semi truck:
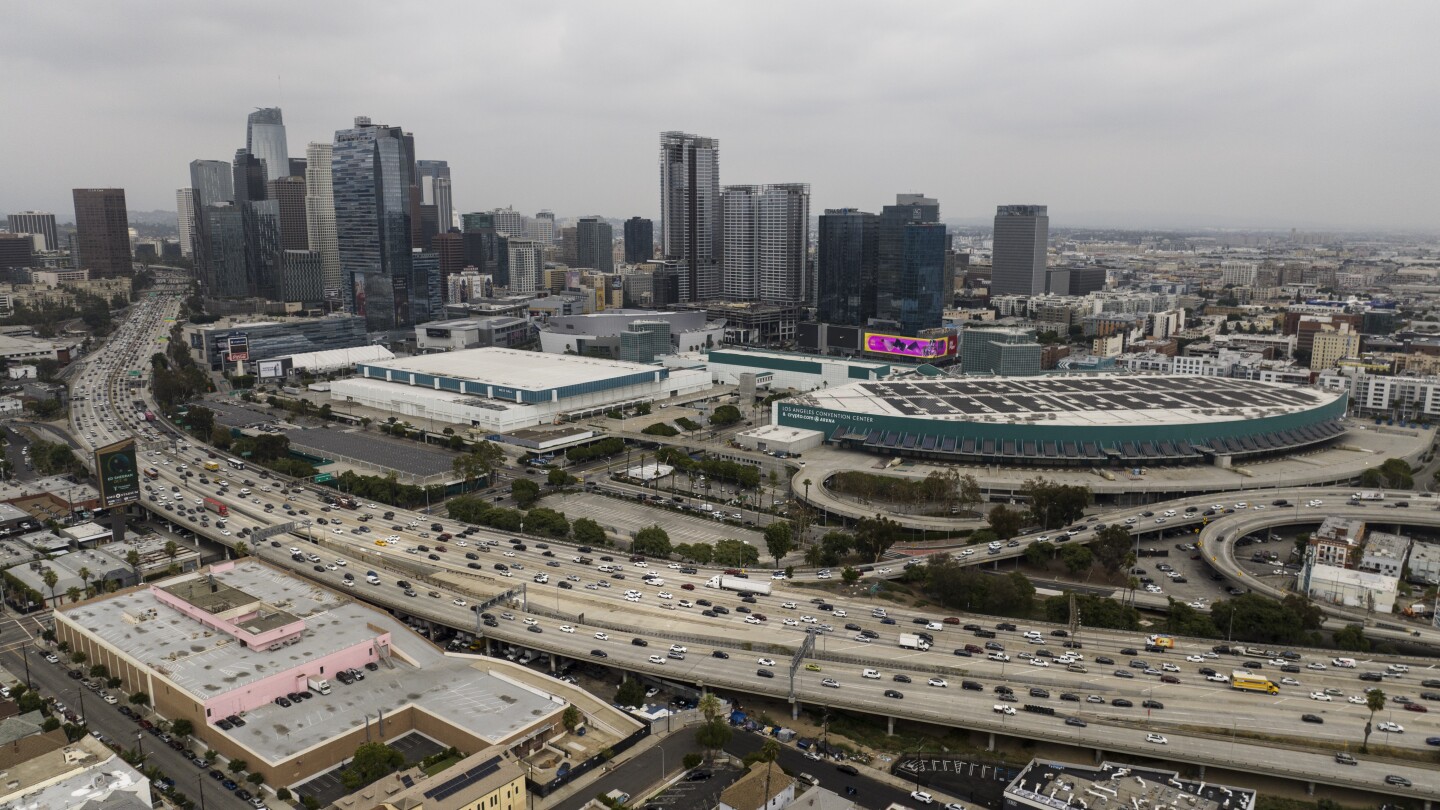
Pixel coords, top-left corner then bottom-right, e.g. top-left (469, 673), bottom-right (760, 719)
top-left (203, 497), bottom-right (228, 517)
top-left (898, 633), bottom-right (932, 651)
top-left (1230, 671), bottom-right (1279, 695)
top-left (705, 575), bottom-right (772, 595)
top-left (306, 677), bottom-right (331, 695)
top-left (1351, 490), bottom-right (1385, 501)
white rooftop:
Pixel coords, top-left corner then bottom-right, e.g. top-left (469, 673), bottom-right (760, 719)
top-left (362, 347), bottom-right (662, 391)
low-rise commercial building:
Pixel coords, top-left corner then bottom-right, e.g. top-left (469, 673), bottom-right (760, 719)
top-left (1003, 758), bottom-right (1255, 810)
top-left (707, 348), bottom-right (892, 392)
top-left (1357, 530), bottom-right (1412, 578)
top-left (537, 309), bottom-right (722, 357)
top-left (1303, 561), bottom-right (1398, 614)
top-left (183, 315), bottom-right (369, 370)
top-left (734, 425), bottom-right (824, 455)
top-left (417, 317), bottom-right (532, 352)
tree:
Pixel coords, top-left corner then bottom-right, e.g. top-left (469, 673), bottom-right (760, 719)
top-left (41, 568), bottom-right (58, 607)
top-left (957, 474), bottom-right (982, 516)
top-left (171, 718), bottom-right (194, 737)
top-left (66, 586), bottom-right (82, 604)
top-left (1060, 544), bottom-right (1093, 575)
top-left (562, 705), bottom-right (582, 732)
top-left (854, 514), bottom-right (900, 562)
top-left (78, 566), bottom-right (92, 597)
top-left (708, 404), bottom-right (743, 426)
top-left (1361, 688), bottom-right (1386, 752)
top-left (695, 693), bottom-right (731, 760)
top-left (1090, 525), bottom-right (1134, 573)
top-left (164, 540), bottom-right (180, 569)
top-left (615, 678), bottom-right (646, 708)
top-left (70, 650), bottom-right (87, 665)
top-left (572, 518), bottom-right (607, 547)
top-left (841, 566), bottom-right (860, 585)
top-left (129, 691), bottom-right (150, 709)
top-left (632, 525), bottom-right (673, 557)
top-left (546, 468), bottom-right (572, 488)
top-left (1333, 624), bottom-right (1371, 652)
top-left (511, 478), bottom-right (541, 508)
top-left (340, 743), bottom-right (404, 790)
top-left (985, 504), bottom-right (1024, 540)
top-left (1021, 478), bottom-right (1091, 529)
top-left (713, 539), bottom-right (759, 566)
top-left (763, 521), bottom-right (794, 565)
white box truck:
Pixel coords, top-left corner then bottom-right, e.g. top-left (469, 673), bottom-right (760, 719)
top-left (705, 575), bottom-right (772, 595)
top-left (1351, 490), bottom-right (1385, 501)
top-left (898, 633), bottom-right (932, 651)
top-left (307, 677), bottom-right (332, 695)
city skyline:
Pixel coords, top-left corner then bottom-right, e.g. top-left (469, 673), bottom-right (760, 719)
top-left (2, 1), bottom-right (1439, 231)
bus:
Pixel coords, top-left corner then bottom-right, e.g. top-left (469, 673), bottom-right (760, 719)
top-left (143, 467), bottom-right (159, 480)
top-left (226, 458), bottom-right (244, 470)
top-left (1230, 671), bottom-right (1279, 695)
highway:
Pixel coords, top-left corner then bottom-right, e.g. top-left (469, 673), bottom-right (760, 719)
top-left (50, 295), bottom-right (1440, 803)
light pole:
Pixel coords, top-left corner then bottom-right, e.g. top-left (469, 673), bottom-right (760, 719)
top-left (195, 771), bottom-right (207, 810)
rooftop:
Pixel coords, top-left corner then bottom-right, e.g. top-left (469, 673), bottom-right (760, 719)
top-left (359, 347), bottom-right (664, 391)
top-left (790, 374), bottom-right (1342, 427)
top-left (1006, 759), bottom-right (1255, 810)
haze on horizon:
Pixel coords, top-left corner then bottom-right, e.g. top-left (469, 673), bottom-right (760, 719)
top-left (3, 0), bottom-right (1437, 232)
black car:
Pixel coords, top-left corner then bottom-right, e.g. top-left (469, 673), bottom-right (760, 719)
top-left (712, 650), bottom-right (729, 659)
top-left (995, 622), bottom-right (1017, 631)
top-left (1120, 647), bottom-right (1138, 656)
top-left (1360, 672), bottom-right (1384, 682)
top-left (884, 689), bottom-right (904, 699)
top-left (1384, 775), bottom-right (1412, 787)
top-left (1060, 692), bottom-right (1080, 702)
top-left (686, 770), bottom-right (712, 782)
top-left (1301, 714), bottom-right (1323, 724)
top-left (1142, 699), bottom-right (1164, 709)
top-left (1095, 656), bottom-right (1115, 665)
top-left (961, 680), bottom-right (984, 691)
top-left (1112, 698), bottom-right (1133, 707)
top-left (590, 650), bottom-right (608, 658)
top-left (1029, 688), bottom-right (1050, 698)
top-left (274, 696), bottom-right (292, 708)
top-left (837, 764), bottom-right (860, 776)
top-left (757, 668), bottom-right (774, 678)
top-left (631, 638), bottom-right (649, 647)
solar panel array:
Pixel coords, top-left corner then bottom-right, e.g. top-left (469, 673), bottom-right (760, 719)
top-left (423, 756), bottom-right (503, 802)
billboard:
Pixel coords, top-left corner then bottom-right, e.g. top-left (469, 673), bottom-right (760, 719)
top-left (257, 358), bottom-right (289, 379)
top-left (863, 332), bottom-right (958, 359)
top-left (227, 332), bottom-right (250, 362)
top-left (94, 438), bottom-right (140, 508)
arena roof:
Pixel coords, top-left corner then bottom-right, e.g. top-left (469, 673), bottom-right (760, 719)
top-left (359, 347), bottom-right (664, 392)
top-left (793, 374), bottom-right (1341, 428)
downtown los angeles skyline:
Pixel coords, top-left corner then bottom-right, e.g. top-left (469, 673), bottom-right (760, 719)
top-left (3, 0), bottom-right (1438, 231)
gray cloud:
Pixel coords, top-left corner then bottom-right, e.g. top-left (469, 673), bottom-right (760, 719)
top-left (2, 0), bottom-right (1436, 230)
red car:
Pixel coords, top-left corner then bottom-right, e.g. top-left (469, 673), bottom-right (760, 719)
top-left (1403, 703), bottom-right (1429, 713)
top-left (681, 583), bottom-right (696, 590)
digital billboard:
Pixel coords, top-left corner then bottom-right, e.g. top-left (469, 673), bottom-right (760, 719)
top-left (94, 438), bottom-right (140, 508)
top-left (227, 332), bottom-right (250, 362)
top-left (863, 332), bottom-right (958, 359)
top-left (257, 358), bottom-right (288, 379)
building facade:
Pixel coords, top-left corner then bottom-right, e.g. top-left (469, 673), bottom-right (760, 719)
top-left (659, 131), bottom-right (721, 301)
top-left (895, 222), bottom-right (949, 335)
top-left (267, 175), bottom-right (309, 252)
top-left (624, 216), bottom-right (653, 263)
top-left (575, 217), bottom-right (614, 272)
top-left (71, 188), bottom-right (131, 277)
top-left (7, 211), bottom-right (58, 252)
top-left (245, 107), bottom-right (290, 182)
top-left (303, 142), bottom-right (341, 303)
top-left (175, 189), bottom-right (196, 258)
top-left (990, 204), bottom-right (1049, 296)
top-left (722, 183), bottom-right (810, 306)
top-left (877, 193), bottom-right (939, 323)
top-left (332, 117), bottom-right (418, 331)
top-left (816, 208), bottom-right (877, 326)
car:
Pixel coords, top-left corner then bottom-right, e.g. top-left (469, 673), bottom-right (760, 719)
top-left (1334, 751), bottom-right (1358, 765)
top-left (1425, 736), bottom-right (1440, 746)
top-left (685, 769), bottom-right (713, 782)
top-left (928, 677), bottom-right (948, 688)
top-left (1145, 733), bottom-right (1168, 745)
top-left (893, 674), bottom-right (912, 683)
top-left (1112, 698), bottom-right (1134, 707)
top-left (648, 655), bottom-right (665, 665)
top-left (1404, 703), bottom-right (1429, 713)
top-left (1114, 670), bottom-right (1134, 679)
top-left (758, 657), bottom-right (776, 666)
top-left (559, 625), bottom-right (576, 633)
top-left (1310, 691), bottom-right (1332, 702)
top-left (910, 791), bottom-right (934, 805)
top-left (1384, 775), bottom-right (1412, 787)
top-left (757, 668), bottom-right (774, 678)
top-left (594, 632), bottom-right (609, 641)
top-left (1301, 714), bottom-right (1324, 724)
top-left (1066, 717), bottom-right (1088, 727)
top-left (821, 678), bottom-right (840, 689)
top-left (805, 663), bottom-right (821, 672)
top-left (1377, 721), bottom-right (1404, 733)
top-left (632, 638), bottom-right (649, 647)
top-left (1347, 695), bottom-right (1366, 704)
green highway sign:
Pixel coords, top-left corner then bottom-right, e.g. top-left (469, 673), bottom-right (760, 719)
top-left (314, 473), bottom-right (334, 483)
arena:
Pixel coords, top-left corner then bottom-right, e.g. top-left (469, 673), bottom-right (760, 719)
top-left (774, 374), bottom-right (1349, 467)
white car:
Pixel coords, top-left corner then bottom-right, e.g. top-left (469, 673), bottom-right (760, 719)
top-left (783, 618), bottom-right (800, 626)
top-left (1377, 721), bottom-right (1404, 733)
top-left (1162, 663), bottom-right (1180, 672)
top-left (657, 591), bottom-right (673, 599)
top-left (1309, 691), bottom-right (1332, 701)
top-left (1306, 662), bottom-right (1327, 670)
top-left (928, 677), bottom-right (948, 688)
top-left (781, 601), bottom-right (797, 609)
top-left (745, 616), bottom-right (761, 624)
top-left (1030, 658), bottom-right (1050, 668)
top-left (678, 600), bottom-right (694, 608)
top-left (862, 668), bottom-right (881, 679)
top-left (523, 617), bottom-right (539, 626)
top-left (1347, 695), bottom-right (1365, 704)
top-left (594, 632), bottom-right (609, 640)
top-left (670, 644), bottom-right (687, 654)
top-left (910, 791), bottom-right (934, 805)
top-left (989, 653), bottom-right (1010, 662)
top-left (452, 598), bottom-right (467, 607)
top-left (758, 657), bottom-right (776, 666)
top-left (801, 615), bottom-right (817, 624)
top-left (1146, 733), bottom-right (1168, 745)
top-left (1186, 655), bottom-right (1204, 663)
top-left (669, 563), bottom-right (682, 569)
top-left (559, 625), bottom-right (576, 634)
top-left (648, 655), bottom-right (665, 665)
top-left (1206, 673), bottom-right (1229, 683)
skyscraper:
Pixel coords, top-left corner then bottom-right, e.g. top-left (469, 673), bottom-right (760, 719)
top-left (895, 223), bottom-right (949, 336)
top-left (623, 216), bottom-right (653, 263)
top-left (189, 160), bottom-right (234, 208)
top-left (816, 208), bottom-right (878, 326)
top-left (530, 211), bottom-right (557, 246)
top-left (332, 117), bottom-right (417, 330)
top-left (242, 199), bottom-right (283, 299)
top-left (659, 131), bottom-right (721, 301)
top-left (506, 238), bottom-right (543, 292)
top-left (7, 211), bottom-right (58, 252)
top-left (175, 190), bottom-right (197, 258)
top-left (304, 142), bottom-right (341, 303)
top-left (203, 204), bottom-right (247, 297)
top-left (490, 207), bottom-right (526, 237)
top-left (575, 217), bottom-right (614, 273)
top-left (267, 176), bottom-right (308, 252)
top-left (246, 107), bottom-right (290, 182)
top-left (990, 205), bottom-right (1049, 297)
top-left (71, 188), bottom-right (132, 277)
top-left (233, 149), bottom-right (268, 203)
top-left (288, 158), bottom-right (308, 178)
top-left (282, 250), bottom-right (324, 304)
top-left (433, 178), bottom-right (453, 233)
top-left (416, 161), bottom-right (451, 222)
top-left (721, 184), bottom-right (809, 304)
top-left (876, 193), bottom-right (939, 323)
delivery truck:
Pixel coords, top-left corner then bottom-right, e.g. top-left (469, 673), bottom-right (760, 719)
top-left (705, 575), bottom-right (772, 595)
top-left (898, 633), bottom-right (932, 651)
top-left (307, 677), bottom-right (331, 695)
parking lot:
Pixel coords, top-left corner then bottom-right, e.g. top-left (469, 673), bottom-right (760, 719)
top-left (642, 762), bottom-right (743, 809)
top-left (293, 732), bottom-right (445, 806)
top-left (202, 399), bottom-right (276, 429)
top-left (548, 491), bottom-right (764, 547)
top-left (283, 426), bottom-right (457, 478)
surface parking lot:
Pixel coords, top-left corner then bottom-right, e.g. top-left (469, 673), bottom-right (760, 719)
top-left (549, 491), bottom-right (763, 547)
top-left (283, 426), bottom-right (456, 477)
top-left (642, 763), bottom-right (742, 809)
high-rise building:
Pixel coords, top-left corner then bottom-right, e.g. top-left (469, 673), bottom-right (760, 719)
top-left (659, 131), bottom-right (721, 301)
top-left (233, 150), bottom-right (267, 203)
top-left (6, 211), bottom-right (58, 252)
top-left (332, 117), bottom-right (418, 331)
top-left (202, 203), bottom-right (247, 297)
top-left (490, 207), bottom-right (526, 237)
top-left (876, 193), bottom-right (939, 323)
top-left (432, 231), bottom-right (466, 284)
top-left (189, 160), bottom-right (234, 208)
top-left (288, 157), bottom-right (308, 178)
top-left (246, 107), bottom-right (290, 182)
top-left (895, 223), bottom-right (949, 336)
top-left (575, 217), bottom-right (614, 273)
top-left (816, 208), bottom-right (878, 326)
top-left (560, 226), bottom-right (578, 266)
top-left (412, 251), bottom-right (443, 324)
top-left (990, 205), bottom-right (1049, 297)
top-left (175, 189), bottom-right (197, 257)
top-left (530, 211), bottom-right (557, 246)
top-left (960, 327), bottom-right (1042, 376)
top-left (506, 238), bottom-right (543, 292)
top-left (433, 177), bottom-right (453, 233)
top-left (461, 212), bottom-right (494, 233)
top-left (722, 183), bottom-right (810, 305)
top-left (267, 176), bottom-right (308, 252)
top-left (303, 142), bottom-right (341, 303)
top-left (243, 199), bottom-right (282, 299)
top-left (71, 188), bottom-right (131, 277)
top-left (624, 216), bottom-right (653, 264)
top-left (0, 234), bottom-right (33, 274)
top-left (282, 250), bottom-right (324, 304)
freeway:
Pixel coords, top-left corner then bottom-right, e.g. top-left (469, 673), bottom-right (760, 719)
top-left (53, 296), bottom-right (1440, 802)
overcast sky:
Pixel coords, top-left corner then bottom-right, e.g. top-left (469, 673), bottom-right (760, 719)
top-left (4, 1), bottom-right (1437, 231)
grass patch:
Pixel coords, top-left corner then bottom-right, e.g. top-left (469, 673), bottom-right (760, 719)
top-left (421, 755), bottom-right (462, 776)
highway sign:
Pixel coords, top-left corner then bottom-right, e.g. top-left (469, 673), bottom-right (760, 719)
top-left (314, 473), bottom-right (334, 483)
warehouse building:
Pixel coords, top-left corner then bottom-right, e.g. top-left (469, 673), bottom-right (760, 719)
top-left (776, 374), bottom-right (1347, 468)
top-left (705, 347), bottom-right (893, 392)
top-left (536, 309), bottom-right (723, 357)
top-left (331, 347), bottom-right (710, 431)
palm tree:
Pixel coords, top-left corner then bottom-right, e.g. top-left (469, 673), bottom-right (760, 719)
top-left (78, 566), bottom-right (92, 598)
top-left (41, 568), bottom-right (58, 608)
top-left (164, 541), bottom-right (179, 570)
top-left (1362, 688), bottom-right (1386, 752)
